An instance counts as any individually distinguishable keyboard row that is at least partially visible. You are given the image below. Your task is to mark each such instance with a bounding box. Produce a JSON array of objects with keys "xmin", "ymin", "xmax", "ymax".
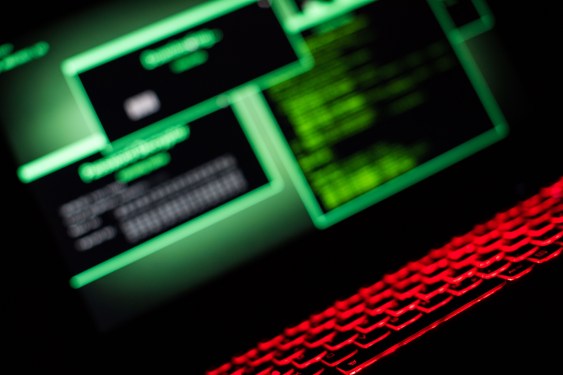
[{"xmin": 207, "ymin": 177, "xmax": 563, "ymax": 375}]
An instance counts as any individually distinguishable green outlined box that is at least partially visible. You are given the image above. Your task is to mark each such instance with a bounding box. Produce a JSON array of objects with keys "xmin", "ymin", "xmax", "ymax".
[
  {"xmin": 61, "ymin": 0, "xmax": 313, "ymax": 148},
  {"xmin": 436, "ymin": 0, "xmax": 495, "ymax": 43},
  {"xmin": 258, "ymin": 0, "xmax": 508, "ymax": 229},
  {"xmin": 27, "ymin": 101, "xmax": 285, "ymax": 289}
]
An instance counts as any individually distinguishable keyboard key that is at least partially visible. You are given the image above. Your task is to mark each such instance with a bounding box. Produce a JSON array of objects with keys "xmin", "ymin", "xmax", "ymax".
[
  {"xmin": 325, "ymin": 331, "xmax": 358, "ymax": 351},
  {"xmin": 235, "ymin": 353, "xmax": 265, "ymax": 370},
  {"xmin": 248, "ymin": 352, "xmax": 275, "ymax": 368},
  {"xmin": 475, "ymin": 232, "xmax": 503, "ymax": 251},
  {"xmin": 365, "ymin": 291, "xmax": 395, "ymax": 315},
  {"xmin": 226, "ymin": 368, "xmax": 245, "ymax": 375},
  {"xmin": 447, "ymin": 275, "xmax": 482, "ymax": 296},
  {"xmin": 206, "ymin": 362, "xmax": 232, "ymax": 375},
  {"xmin": 334, "ymin": 294, "xmax": 363, "ymax": 312},
  {"xmin": 473, "ymin": 250, "xmax": 504, "ymax": 268},
  {"xmin": 355, "ymin": 312, "xmax": 389, "ymax": 334},
  {"xmin": 527, "ymin": 214, "xmax": 553, "ymax": 234},
  {"xmin": 290, "ymin": 362, "xmax": 326, "ymax": 375},
  {"xmin": 416, "ymin": 280, "xmax": 448, "ymax": 300},
  {"xmin": 474, "ymin": 259, "xmax": 511, "ymax": 279},
  {"xmin": 358, "ymin": 280, "xmax": 386, "ymax": 298},
  {"xmin": 286, "ymin": 321, "xmax": 312, "ymax": 337},
  {"xmin": 391, "ymin": 275, "xmax": 423, "ymax": 299},
  {"xmin": 552, "ymin": 204, "xmax": 563, "ymax": 224},
  {"xmin": 503, "ymin": 243, "xmax": 538, "ymax": 262},
  {"xmin": 386, "ymin": 310, "xmax": 422, "ymax": 331},
  {"xmin": 305, "ymin": 329, "xmax": 336, "ymax": 349},
  {"xmin": 309, "ymin": 320, "xmax": 335, "ymax": 336},
  {"xmin": 247, "ymin": 362, "xmax": 273, "ymax": 375},
  {"xmin": 527, "ymin": 243, "xmax": 562, "ymax": 263},
  {"xmin": 273, "ymin": 347, "xmax": 305, "ymax": 366},
  {"xmin": 335, "ymin": 312, "xmax": 365, "ymax": 332},
  {"xmin": 322, "ymin": 346, "xmax": 358, "ymax": 367},
  {"xmin": 502, "ymin": 224, "xmax": 529, "ymax": 240},
  {"xmin": 270, "ymin": 365, "xmax": 295, "ymax": 375},
  {"xmin": 278, "ymin": 334, "xmax": 306, "ymax": 351},
  {"xmin": 530, "ymin": 227, "xmax": 563, "ymax": 246},
  {"xmin": 448, "ymin": 250, "xmax": 477, "ymax": 269},
  {"xmin": 233, "ymin": 348, "xmax": 258, "ymax": 366},
  {"xmin": 419, "ymin": 258, "xmax": 449, "ymax": 281},
  {"xmin": 416, "ymin": 292, "xmax": 453, "ymax": 314},
  {"xmin": 444, "ymin": 264, "xmax": 476, "ymax": 284},
  {"xmin": 501, "ymin": 234, "xmax": 529, "ymax": 252},
  {"xmin": 383, "ymin": 266, "xmax": 419, "ymax": 285},
  {"xmin": 385, "ymin": 297, "xmax": 419, "ymax": 317},
  {"xmin": 310, "ymin": 308, "xmax": 336, "ymax": 326},
  {"xmin": 292, "ymin": 347, "xmax": 327, "ymax": 369},
  {"xmin": 498, "ymin": 260, "xmax": 534, "ymax": 281},
  {"xmin": 354, "ymin": 327, "xmax": 390, "ymax": 349},
  {"xmin": 258, "ymin": 336, "xmax": 283, "ymax": 352},
  {"xmin": 496, "ymin": 214, "xmax": 525, "ymax": 232},
  {"xmin": 449, "ymin": 234, "xmax": 473, "ymax": 250}
]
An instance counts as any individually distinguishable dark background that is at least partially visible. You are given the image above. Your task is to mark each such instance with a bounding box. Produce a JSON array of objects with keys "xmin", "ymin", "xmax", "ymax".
[{"xmin": 2, "ymin": 1, "xmax": 562, "ymax": 373}]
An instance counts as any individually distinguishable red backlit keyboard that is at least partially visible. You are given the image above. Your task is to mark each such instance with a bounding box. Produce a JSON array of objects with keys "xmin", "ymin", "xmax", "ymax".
[{"xmin": 207, "ymin": 177, "xmax": 563, "ymax": 375}]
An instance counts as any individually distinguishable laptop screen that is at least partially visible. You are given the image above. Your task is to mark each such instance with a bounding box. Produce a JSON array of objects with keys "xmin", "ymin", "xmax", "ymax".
[{"xmin": 1, "ymin": 0, "xmax": 508, "ymax": 332}]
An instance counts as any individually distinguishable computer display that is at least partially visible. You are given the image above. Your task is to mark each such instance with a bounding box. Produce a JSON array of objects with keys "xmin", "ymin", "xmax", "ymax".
[{"xmin": 0, "ymin": 0, "xmax": 506, "ymax": 331}]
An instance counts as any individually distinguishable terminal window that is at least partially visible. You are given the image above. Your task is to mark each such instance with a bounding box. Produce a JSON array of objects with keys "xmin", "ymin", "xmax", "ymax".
[{"xmin": 262, "ymin": 0, "xmax": 506, "ymax": 228}]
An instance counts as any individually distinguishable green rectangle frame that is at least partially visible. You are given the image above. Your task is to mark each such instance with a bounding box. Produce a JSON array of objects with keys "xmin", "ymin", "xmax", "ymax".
[{"xmin": 257, "ymin": 0, "xmax": 508, "ymax": 229}]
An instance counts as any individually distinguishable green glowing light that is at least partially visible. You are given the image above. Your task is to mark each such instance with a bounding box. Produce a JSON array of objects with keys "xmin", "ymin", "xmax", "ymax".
[
  {"xmin": 140, "ymin": 28, "xmax": 222, "ymax": 70},
  {"xmin": 79, "ymin": 125, "xmax": 189, "ymax": 183},
  {"xmin": 18, "ymin": 134, "xmax": 107, "ymax": 184},
  {"xmin": 0, "ymin": 41, "xmax": 50, "ymax": 74},
  {"xmin": 229, "ymin": 85, "xmax": 286, "ymax": 188},
  {"xmin": 116, "ymin": 152, "xmax": 171, "ymax": 183},
  {"xmin": 170, "ymin": 50, "xmax": 209, "ymax": 74},
  {"xmin": 271, "ymin": 0, "xmax": 301, "ymax": 24},
  {"xmin": 444, "ymin": 0, "xmax": 495, "ymax": 42}
]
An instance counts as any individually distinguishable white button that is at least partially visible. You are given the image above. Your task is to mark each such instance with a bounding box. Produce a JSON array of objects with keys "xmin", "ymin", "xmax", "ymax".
[{"xmin": 124, "ymin": 90, "xmax": 161, "ymax": 121}]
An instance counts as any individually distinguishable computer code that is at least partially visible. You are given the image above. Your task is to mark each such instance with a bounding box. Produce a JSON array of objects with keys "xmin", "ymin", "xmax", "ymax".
[{"xmin": 263, "ymin": 0, "xmax": 504, "ymax": 227}]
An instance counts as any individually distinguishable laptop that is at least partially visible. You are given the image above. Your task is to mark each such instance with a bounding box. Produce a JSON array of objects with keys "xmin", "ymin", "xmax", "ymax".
[{"xmin": 2, "ymin": 0, "xmax": 562, "ymax": 373}]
